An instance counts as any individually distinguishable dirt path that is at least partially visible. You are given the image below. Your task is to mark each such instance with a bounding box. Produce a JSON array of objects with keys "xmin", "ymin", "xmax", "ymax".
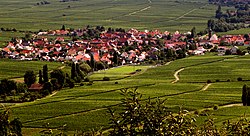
[
  {"xmin": 165, "ymin": 61, "xmax": 172, "ymax": 66},
  {"xmin": 126, "ymin": 6, "xmax": 151, "ymax": 16},
  {"xmin": 201, "ymin": 83, "xmax": 211, "ymax": 91},
  {"xmin": 221, "ymin": 103, "xmax": 242, "ymax": 108},
  {"xmin": 171, "ymin": 68, "xmax": 184, "ymax": 83}
]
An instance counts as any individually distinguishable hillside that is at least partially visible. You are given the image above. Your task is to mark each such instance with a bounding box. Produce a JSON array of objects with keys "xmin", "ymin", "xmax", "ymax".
[
  {"xmin": 2, "ymin": 54, "xmax": 250, "ymax": 135},
  {"xmin": 0, "ymin": 0, "xmax": 216, "ymax": 32}
]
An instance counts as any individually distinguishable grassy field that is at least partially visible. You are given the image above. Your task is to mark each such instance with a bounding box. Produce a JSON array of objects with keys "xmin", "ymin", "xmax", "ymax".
[
  {"xmin": 0, "ymin": 54, "xmax": 249, "ymax": 135},
  {"xmin": 0, "ymin": 0, "xmax": 215, "ymax": 32},
  {"xmin": 0, "ymin": 59, "xmax": 64, "ymax": 80}
]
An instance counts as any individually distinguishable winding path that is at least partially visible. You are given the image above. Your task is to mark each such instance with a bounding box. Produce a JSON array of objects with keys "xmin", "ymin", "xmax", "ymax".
[{"xmin": 171, "ymin": 68, "xmax": 184, "ymax": 83}]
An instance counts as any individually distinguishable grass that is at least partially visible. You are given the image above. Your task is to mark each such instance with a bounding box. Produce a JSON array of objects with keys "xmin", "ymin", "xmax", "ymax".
[{"xmin": 89, "ymin": 65, "xmax": 149, "ymax": 81}]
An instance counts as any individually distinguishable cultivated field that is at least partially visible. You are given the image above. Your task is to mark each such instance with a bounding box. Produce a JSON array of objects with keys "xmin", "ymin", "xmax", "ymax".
[
  {"xmin": 0, "ymin": 0, "xmax": 216, "ymax": 32},
  {"xmin": 2, "ymin": 54, "xmax": 250, "ymax": 135}
]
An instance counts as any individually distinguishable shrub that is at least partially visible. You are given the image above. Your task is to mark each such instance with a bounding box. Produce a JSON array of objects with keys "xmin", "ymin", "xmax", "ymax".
[
  {"xmin": 115, "ymin": 82, "xmax": 118, "ymax": 84},
  {"xmin": 215, "ymin": 79, "xmax": 220, "ymax": 82},
  {"xmin": 80, "ymin": 83, "xmax": 84, "ymax": 86},
  {"xmin": 213, "ymin": 105, "xmax": 219, "ymax": 110},
  {"xmin": 108, "ymin": 88, "xmax": 197, "ymax": 135},
  {"xmin": 103, "ymin": 77, "xmax": 110, "ymax": 81},
  {"xmin": 80, "ymin": 63, "xmax": 92, "ymax": 73},
  {"xmin": 84, "ymin": 77, "xmax": 90, "ymax": 82},
  {"xmin": 136, "ymin": 69, "xmax": 142, "ymax": 72},
  {"xmin": 237, "ymin": 77, "xmax": 243, "ymax": 81},
  {"xmin": 207, "ymin": 80, "xmax": 212, "ymax": 83},
  {"xmin": 227, "ymin": 79, "xmax": 231, "ymax": 82},
  {"xmin": 194, "ymin": 110, "xmax": 201, "ymax": 115}
]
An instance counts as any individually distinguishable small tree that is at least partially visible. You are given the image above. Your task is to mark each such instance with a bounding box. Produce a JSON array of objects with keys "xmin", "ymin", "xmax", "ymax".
[
  {"xmin": 16, "ymin": 83, "xmax": 28, "ymax": 94},
  {"xmin": 0, "ymin": 109, "xmax": 22, "ymax": 136},
  {"xmin": 50, "ymin": 69, "xmax": 66, "ymax": 89},
  {"xmin": 242, "ymin": 85, "xmax": 247, "ymax": 106},
  {"xmin": 38, "ymin": 70, "xmax": 43, "ymax": 84},
  {"xmin": 113, "ymin": 51, "xmax": 118, "ymax": 66},
  {"xmin": 61, "ymin": 25, "xmax": 66, "ymax": 31},
  {"xmin": 0, "ymin": 79, "xmax": 17, "ymax": 95},
  {"xmin": 24, "ymin": 70, "xmax": 36, "ymax": 87},
  {"xmin": 43, "ymin": 65, "xmax": 49, "ymax": 82},
  {"xmin": 71, "ymin": 63, "xmax": 77, "ymax": 79},
  {"xmin": 191, "ymin": 27, "xmax": 196, "ymax": 38},
  {"xmin": 90, "ymin": 53, "xmax": 95, "ymax": 71}
]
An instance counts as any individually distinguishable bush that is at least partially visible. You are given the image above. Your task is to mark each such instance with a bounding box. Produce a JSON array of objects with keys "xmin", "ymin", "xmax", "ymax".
[
  {"xmin": 227, "ymin": 79, "xmax": 231, "ymax": 82},
  {"xmin": 80, "ymin": 83, "xmax": 84, "ymax": 86},
  {"xmin": 237, "ymin": 77, "xmax": 243, "ymax": 81},
  {"xmin": 103, "ymin": 77, "xmax": 110, "ymax": 81},
  {"xmin": 136, "ymin": 69, "xmax": 142, "ymax": 72},
  {"xmin": 213, "ymin": 105, "xmax": 219, "ymax": 110},
  {"xmin": 80, "ymin": 63, "xmax": 92, "ymax": 73},
  {"xmin": 84, "ymin": 77, "xmax": 90, "ymax": 82},
  {"xmin": 207, "ymin": 80, "xmax": 212, "ymax": 83},
  {"xmin": 115, "ymin": 82, "xmax": 118, "ymax": 84},
  {"xmin": 215, "ymin": 79, "xmax": 220, "ymax": 82}
]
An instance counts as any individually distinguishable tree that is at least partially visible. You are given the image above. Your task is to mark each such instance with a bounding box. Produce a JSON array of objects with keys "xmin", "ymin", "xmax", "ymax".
[
  {"xmin": 43, "ymin": 81, "xmax": 53, "ymax": 93},
  {"xmin": 108, "ymin": 88, "xmax": 197, "ymax": 135},
  {"xmin": 38, "ymin": 70, "xmax": 43, "ymax": 84},
  {"xmin": 61, "ymin": 25, "xmax": 66, "ymax": 31},
  {"xmin": 0, "ymin": 79, "xmax": 17, "ymax": 95},
  {"xmin": 245, "ymin": 4, "xmax": 249, "ymax": 11},
  {"xmin": 76, "ymin": 63, "xmax": 85, "ymax": 79},
  {"xmin": 242, "ymin": 85, "xmax": 247, "ymax": 106},
  {"xmin": 24, "ymin": 70, "xmax": 36, "ymax": 87},
  {"xmin": 71, "ymin": 63, "xmax": 77, "ymax": 79},
  {"xmin": 50, "ymin": 69, "xmax": 66, "ymax": 89},
  {"xmin": 43, "ymin": 65, "xmax": 49, "ymax": 82},
  {"xmin": 0, "ymin": 109, "xmax": 22, "ymax": 136},
  {"xmin": 191, "ymin": 27, "xmax": 196, "ymax": 38},
  {"xmin": 80, "ymin": 63, "xmax": 92, "ymax": 73},
  {"xmin": 90, "ymin": 53, "xmax": 95, "ymax": 71},
  {"xmin": 16, "ymin": 83, "xmax": 27, "ymax": 94},
  {"xmin": 216, "ymin": 5, "xmax": 222, "ymax": 18},
  {"xmin": 113, "ymin": 51, "xmax": 118, "ymax": 66}
]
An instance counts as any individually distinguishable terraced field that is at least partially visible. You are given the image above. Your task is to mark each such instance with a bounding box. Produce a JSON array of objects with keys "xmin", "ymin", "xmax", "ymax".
[{"xmin": 1, "ymin": 54, "xmax": 250, "ymax": 135}]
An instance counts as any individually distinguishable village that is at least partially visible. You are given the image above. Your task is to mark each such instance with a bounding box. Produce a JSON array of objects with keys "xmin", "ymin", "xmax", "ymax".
[{"xmin": 1, "ymin": 27, "xmax": 250, "ymax": 66}]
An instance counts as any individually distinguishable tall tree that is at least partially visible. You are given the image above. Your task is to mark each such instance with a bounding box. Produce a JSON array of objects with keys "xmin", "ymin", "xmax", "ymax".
[
  {"xmin": 191, "ymin": 27, "xmax": 196, "ymax": 38},
  {"xmin": 71, "ymin": 63, "xmax": 76, "ymax": 79},
  {"xmin": 242, "ymin": 85, "xmax": 247, "ymax": 106},
  {"xmin": 90, "ymin": 53, "xmax": 95, "ymax": 71},
  {"xmin": 215, "ymin": 5, "xmax": 222, "ymax": 18},
  {"xmin": 43, "ymin": 65, "xmax": 48, "ymax": 82},
  {"xmin": 113, "ymin": 51, "xmax": 118, "ymax": 66},
  {"xmin": 38, "ymin": 70, "xmax": 43, "ymax": 84},
  {"xmin": 24, "ymin": 70, "xmax": 36, "ymax": 87},
  {"xmin": 61, "ymin": 25, "xmax": 66, "ymax": 31}
]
